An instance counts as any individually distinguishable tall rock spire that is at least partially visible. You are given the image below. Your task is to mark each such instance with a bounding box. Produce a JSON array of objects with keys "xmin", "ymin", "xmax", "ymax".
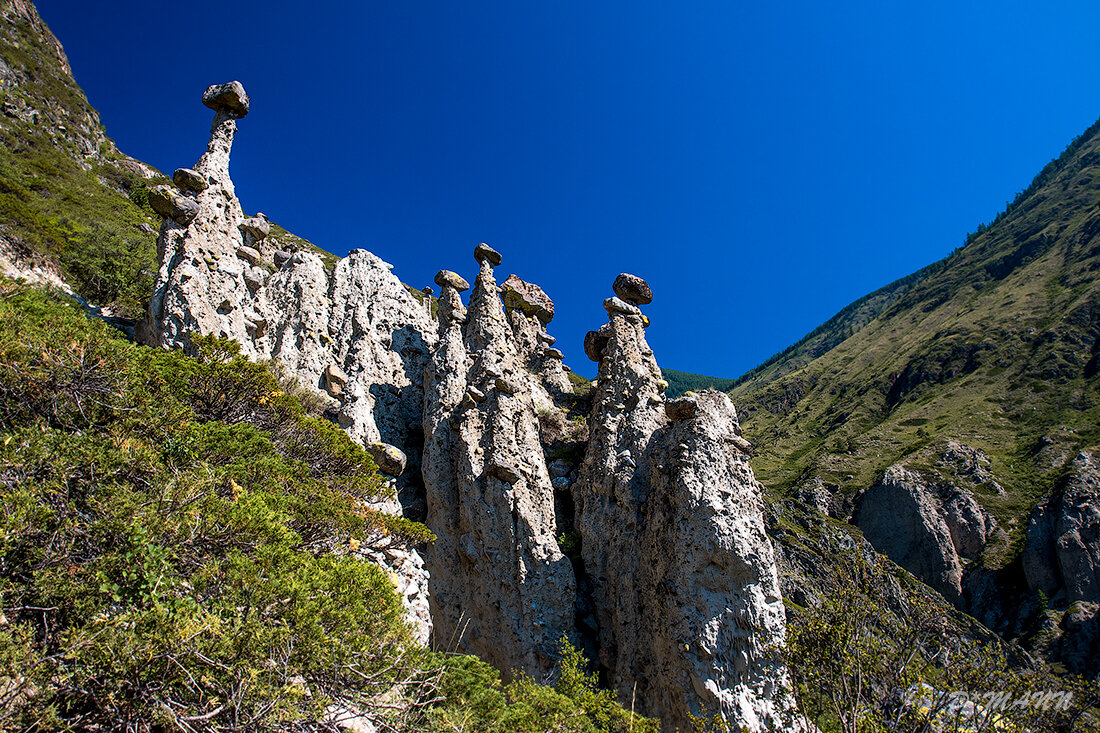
[
  {"xmin": 139, "ymin": 82, "xmax": 436, "ymax": 643},
  {"xmin": 421, "ymin": 245, "xmax": 577, "ymax": 676},
  {"xmin": 573, "ymin": 274, "xmax": 803, "ymax": 732}
]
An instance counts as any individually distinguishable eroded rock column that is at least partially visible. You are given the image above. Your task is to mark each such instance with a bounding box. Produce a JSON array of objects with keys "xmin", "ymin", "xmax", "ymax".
[
  {"xmin": 422, "ymin": 245, "xmax": 576, "ymax": 676},
  {"xmin": 573, "ymin": 273, "xmax": 802, "ymax": 733}
]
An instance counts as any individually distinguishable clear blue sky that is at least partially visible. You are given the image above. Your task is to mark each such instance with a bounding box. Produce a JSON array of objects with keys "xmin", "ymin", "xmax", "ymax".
[{"xmin": 37, "ymin": 1, "xmax": 1100, "ymax": 378}]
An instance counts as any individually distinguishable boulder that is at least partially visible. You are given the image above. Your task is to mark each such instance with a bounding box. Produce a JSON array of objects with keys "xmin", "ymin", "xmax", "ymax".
[
  {"xmin": 474, "ymin": 242, "xmax": 502, "ymax": 266},
  {"xmin": 664, "ymin": 395, "xmax": 697, "ymax": 421},
  {"xmin": 855, "ymin": 465, "xmax": 964, "ymax": 606},
  {"xmin": 366, "ymin": 442, "xmax": 407, "ymax": 477},
  {"xmin": 500, "ymin": 274, "xmax": 555, "ymax": 323},
  {"xmin": 237, "ymin": 245, "xmax": 263, "ymax": 267},
  {"xmin": 612, "ymin": 272, "xmax": 653, "ymax": 305},
  {"xmin": 147, "ymin": 185, "xmax": 200, "ymax": 225},
  {"xmin": 1023, "ymin": 452, "xmax": 1100, "ymax": 604},
  {"xmin": 239, "ymin": 216, "xmax": 270, "ymax": 242},
  {"xmin": 584, "ymin": 327, "xmax": 611, "ymax": 362},
  {"xmin": 434, "ymin": 269, "xmax": 470, "ymax": 292},
  {"xmin": 202, "ymin": 81, "xmax": 250, "ymax": 118},
  {"xmin": 172, "ymin": 167, "xmax": 208, "ymax": 192},
  {"xmin": 603, "ymin": 297, "xmax": 640, "ymax": 316},
  {"xmin": 274, "ymin": 250, "xmax": 292, "ymax": 267},
  {"xmin": 324, "ymin": 363, "xmax": 349, "ymax": 397}
]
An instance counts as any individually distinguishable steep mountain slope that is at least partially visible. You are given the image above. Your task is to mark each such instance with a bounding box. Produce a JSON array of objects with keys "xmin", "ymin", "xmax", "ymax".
[
  {"xmin": 732, "ymin": 113, "xmax": 1100, "ymax": 516},
  {"xmin": 730, "ymin": 114, "xmax": 1100, "ymax": 669},
  {"xmin": 659, "ymin": 367, "xmax": 738, "ymax": 397},
  {"xmin": 0, "ymin": 0, "xmax": 329, "ymax": 316}
]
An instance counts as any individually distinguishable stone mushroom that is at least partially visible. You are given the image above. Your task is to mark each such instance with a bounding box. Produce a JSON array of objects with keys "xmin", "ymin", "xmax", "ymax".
[
  {"xmin": 612, "ymin": 272, "xmax": 653, "ymax": 306},
  {"xmin": 202, "ymin": 81, "xmax": 250, "ymax": 118},
  {"xmin": 474, "ymin": 242, "xmax": 502, "ymax": 267},
  {"xmin": 434, "ymin": 270, "xmax": 470, "ymax": 292}
]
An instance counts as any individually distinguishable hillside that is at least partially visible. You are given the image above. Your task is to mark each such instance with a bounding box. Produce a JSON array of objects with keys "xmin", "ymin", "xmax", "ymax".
[
  {"xmin": 0, "ymin": 0, "xmax": 329, "ymax": 317},
  {"xmin": 732, "ymin": 111, "xmax": 1100, "ymax": 563},
  {"xmin": 659, "ymin": 368, "xmax": 738, "ymax": 397}
]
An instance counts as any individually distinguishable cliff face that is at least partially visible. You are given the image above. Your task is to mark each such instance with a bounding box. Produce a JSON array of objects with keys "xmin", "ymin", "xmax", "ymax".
[{"xmin": 139, "ymin": 81, "xmax": 802, "ymax": 731}]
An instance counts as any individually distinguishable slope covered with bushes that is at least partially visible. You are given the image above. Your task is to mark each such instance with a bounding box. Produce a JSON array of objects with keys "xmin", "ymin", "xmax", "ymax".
[{"xmin": 0, "ymin": 282, "xmax": 654, "ymax": 732}]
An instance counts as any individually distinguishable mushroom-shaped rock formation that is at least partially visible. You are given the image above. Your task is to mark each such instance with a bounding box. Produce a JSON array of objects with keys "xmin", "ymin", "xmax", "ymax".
[
  {"xmin": 501, "ymin": 274, "xmax": 554, "ymax": 324},
  {"xmin": 202, "ymin": 81, "xmax": 250, "ymax": 118},
  {"xmin": 172, "ymin": 167, "xmax": 208, "ymax": 192},
  {"xmin": 474, "ymin": 242, "xmax": 502, "ymax": 266},
  {"xmin": 140, "ymin": 83, "xmax": 436, "ymax": 645},
  {"xmin": 570, "ymin": 275, "xmax": 804, "ymax": 732},
  {"xmin": 422, "ymin": 244, "xmax": 577, "ymax": 679},
  {"xmin": 612, "ymin": 272, "xmax": 653, "ymax": 305},
  {"xmin": 434, "ymin": 269, "xmax": 470, "ymax": 292}
]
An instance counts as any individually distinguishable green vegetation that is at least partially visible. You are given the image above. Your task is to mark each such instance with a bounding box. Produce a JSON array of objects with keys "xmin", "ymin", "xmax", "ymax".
[
  {"xmin": 660, "ymin": 368, "xmax": 737, "ymax": 397},
  {"xmin": 785, "ymin": 551, "xmax": 1099, "ymax": 732},
  {"xmin": 0, "ymin": 7, "xmax": 161, "ymax": 317},
  {"xmin": 0, "ymin": 282, "xmax": 655, "ymax": 732}
]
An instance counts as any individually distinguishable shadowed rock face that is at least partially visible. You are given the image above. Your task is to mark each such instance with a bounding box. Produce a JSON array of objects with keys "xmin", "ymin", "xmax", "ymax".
[
  {"xmin": 421, "ymin": 256, "xmax": 576, "ymax": 677},
  {"xmin": 1023, "ymin": 452, "xmax": 1100, "ymax": 605},
  {"xmin": 855, "ymin": 463, "xmax": 998, "ymax": 610},
  {"xmin": 572, "ymin": 278, "xmax": 802, "ymax": 732}
]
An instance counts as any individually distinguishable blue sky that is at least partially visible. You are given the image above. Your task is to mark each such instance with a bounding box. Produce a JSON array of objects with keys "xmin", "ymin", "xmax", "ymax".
[{"xmin": 37, "ymin": 1, "xmax": 1100, "ymax": 378}]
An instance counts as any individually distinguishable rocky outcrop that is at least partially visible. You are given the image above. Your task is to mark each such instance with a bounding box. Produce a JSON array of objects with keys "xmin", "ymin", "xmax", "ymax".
[
  {"xmin": 139, "ymin": 83, "xmax": 435, "ymax": 643},
  {"xmin": 572, "ymin": 276, "xmax": 801, "ymax": 732},
  {"xmin": 855, "ymin": 462, "xmax": 997, "ymax": 608},
  {"xmin": 1022, "ymin": 452, "xmax": 1100, "ymax": 606},
  {"xmin": 421, "ymin": 248, "xmax": 576, "ymax": 677},
  {"xmin": 141, "ymin": 83, "xmax": 808, "ymax": 728}
]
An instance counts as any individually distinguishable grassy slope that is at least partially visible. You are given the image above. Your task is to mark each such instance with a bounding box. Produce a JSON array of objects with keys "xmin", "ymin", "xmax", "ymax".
[{"xmin": 731, "ymin": 114, "xmax": 1100, "ymax": 552}]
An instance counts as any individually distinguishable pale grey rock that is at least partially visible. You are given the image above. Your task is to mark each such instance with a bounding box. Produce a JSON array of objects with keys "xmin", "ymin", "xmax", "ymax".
[
  {"xmin": 612, "ymin": 272, "xmax": 653, "ymax": 305},
  {"xmin": 1023, "ymin": 452, "xmax": 1100, "ymax": 605},
  {"xmin": 603, "ymin": 296, "xmax": 640, "ymax": 316},
  {"xmin": 242, "ymin": 266, "xmax": 264, "ymax": 291},
  {"xmin": 422, "ymin": 259, "xmax": 576, "ymax": 678},
  {"xmin": 274, "ymin": 250, "xmax": 292, "ymax": 267},
  {"xmin": 572, "ymin": 285, "xmax": 801, "ymax": 732}
]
